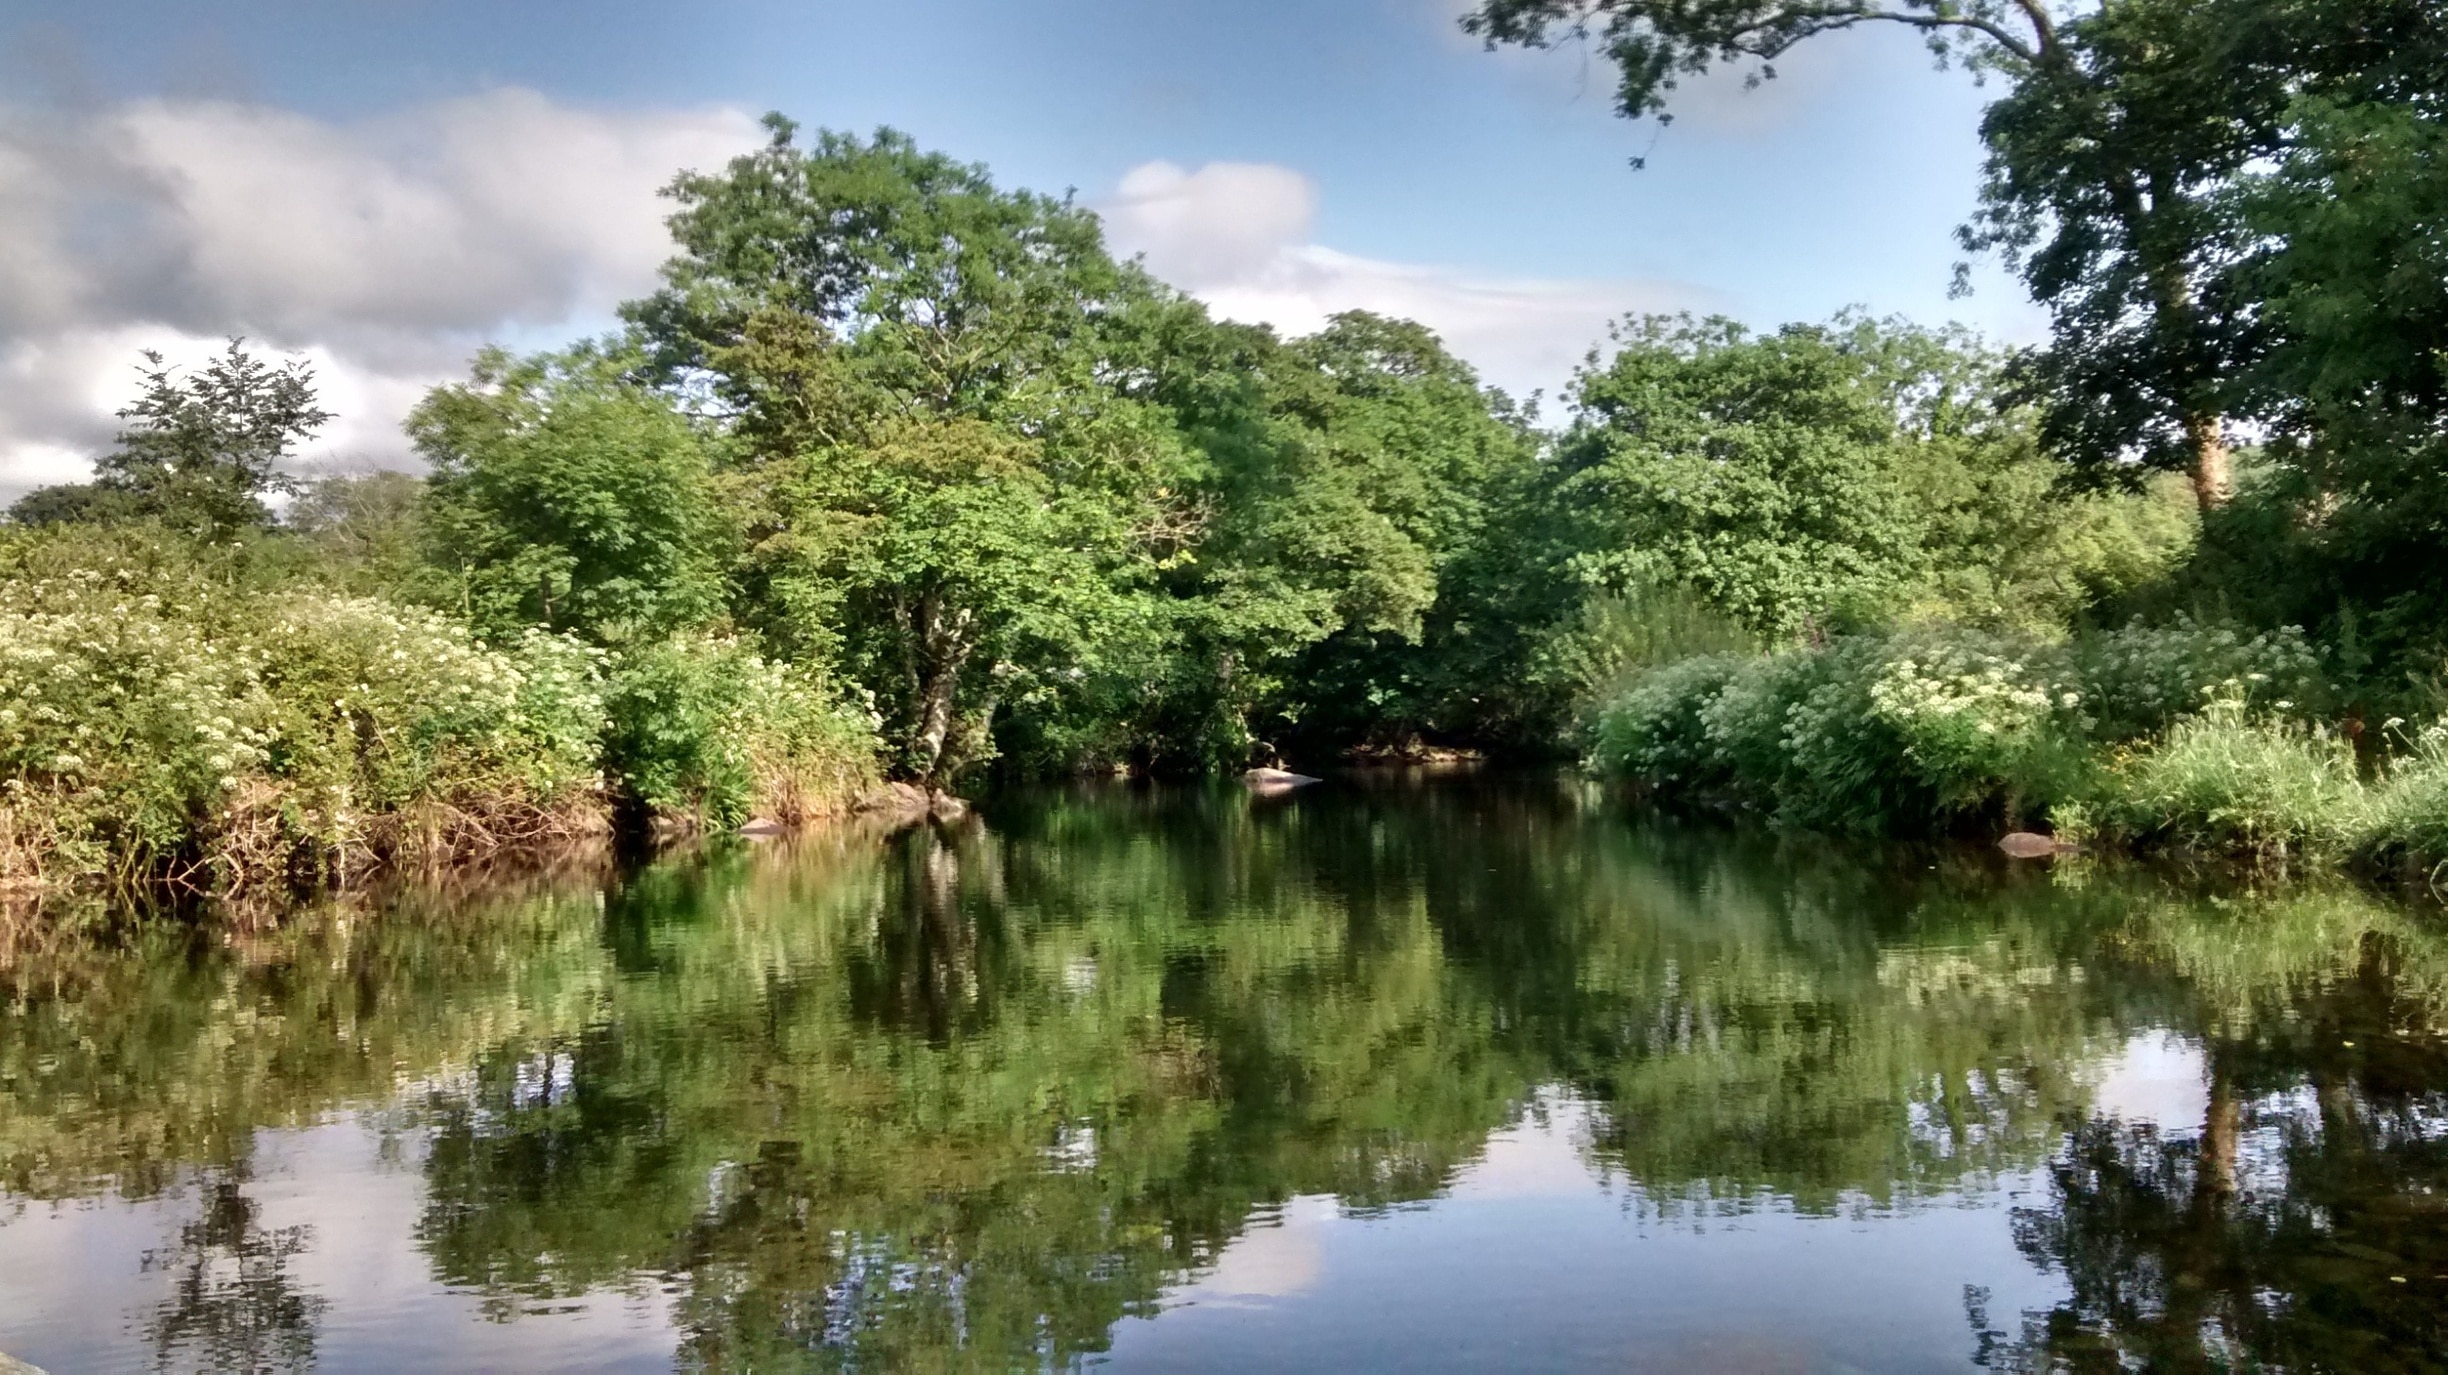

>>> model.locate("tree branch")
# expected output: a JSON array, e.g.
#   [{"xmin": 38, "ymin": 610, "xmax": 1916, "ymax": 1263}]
[{"xmin": 1730, "ymin": 6, "xmax": 2042, "ymax": 65}]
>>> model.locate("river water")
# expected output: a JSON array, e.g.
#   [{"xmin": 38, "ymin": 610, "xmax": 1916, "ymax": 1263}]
[{"xmin": 2, "ymin": 774, "xmax": 2443, "ymax": 1372}]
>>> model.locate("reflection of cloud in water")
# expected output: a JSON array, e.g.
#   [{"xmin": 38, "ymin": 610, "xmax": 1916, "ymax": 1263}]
[
  {"xmin": 1172, "ymin": 1093, "xmax": 1608, "ymax": 1313},
  {"xmin": 2087, "ymin": 1030, "xmax": 2211, "ymax": 1135},
  {"xmin": 1168, "ymin": 1196, "xmax": 1333, "ymax": 1308},
  {"xmin": 1449, "ymin": 1090, "xmax": 1606, "ymax": 1202}
]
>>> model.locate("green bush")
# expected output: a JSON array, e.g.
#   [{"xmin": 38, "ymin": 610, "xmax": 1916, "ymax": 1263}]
[
  {"xmin": 1585, "ymin": 619, "xmax": 2348, "ymax": 845},
  {"xmin": 2366, "ymin": 722, "xmax": 2448, "ymax": 873},
  {"xmin": 0, "ymin": 526, "xmax": 609, "ymax": 887},
  {"xmin": 1586, "ymin": 654, "xmax": 1747, "ymax": 794},
  {"xmin": 0, "ymin": 526, "xmax": 885, "ymax": 891},
  {"xmin": 2070, "ymin": 617, "xmax": 2327, "ymax": 742},
  {"xmin": 600, "ymin": 637, "xmax": 878, "ymax": 831},
  {"xmin": 1592, "ymin": 628, "xmax": 2099, "ymax": 833}
]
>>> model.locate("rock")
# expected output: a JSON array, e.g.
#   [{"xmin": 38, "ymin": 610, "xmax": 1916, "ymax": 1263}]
[
  {"xmin": 928, "ymin": 791, "xmax": 970, "ymax": 823},
  {"xmin": 0, "ymin": 1350, "xmax": 50, "ymax": 1375},
  {"xmin": 1998, "ymin": 831, "xmax": 2068, "ymax": 859},
  {"xmin": 738, "ymin": 818, "xmax": 787, "ymax": 838},
  {"xmin": 1243, "ymin": 763, "xmax": 1321, "ymax": 787},
  {"xmin": 855, "ymin": 782, "xmax": 932, "ymax": 817}
]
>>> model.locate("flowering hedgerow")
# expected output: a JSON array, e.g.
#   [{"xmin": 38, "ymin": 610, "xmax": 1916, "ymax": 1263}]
[
  {"xmin": 0, "ymin": 526, "xmax": 878, "ymax": 891},
  {"xmin": 0, "ymin": 535, "xmax": 612, "ymax": 887}
]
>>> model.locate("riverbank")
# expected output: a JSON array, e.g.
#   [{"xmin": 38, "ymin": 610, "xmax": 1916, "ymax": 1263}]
[
  {"xmin": 0, "ymin": 526, "xmax": 881, "ymax": 897},
  {"xmin": 1586, "ymin": 620, "xmax": 2448, "ymax": 874}
]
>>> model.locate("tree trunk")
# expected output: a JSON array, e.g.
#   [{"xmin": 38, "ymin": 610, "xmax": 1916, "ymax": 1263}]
[
  {"xmin": 2187, "ymin": 409, "xmax": 2232, "ymax": 513},
  {"xmin": 909, "ymin": 598, "xmax": 975, "ymax": 784}
]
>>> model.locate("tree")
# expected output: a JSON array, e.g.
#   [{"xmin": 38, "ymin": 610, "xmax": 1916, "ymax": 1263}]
[
  {"xmin": 5, "ymin": 482, "xmax": 140, "ymax": 528},
  {"xmin": 625, "ymin": 121, "xmax": 1197, "ymax": 782},
  {"xmin": 1548, "ymin": 313, "xmax": 2056, "ymax": 636},
  {"xmin": 92, "ymin": 338, "xmax": 333, "ymax": 535},
  {"xmin": 1459, "ymin": 0, "xmax": 2292, "ymax": 512},
  {"xmin": 1222, "ymin": 312, "xmax": 1542, "ymax": 755},
  {"xmin": 411, "ymin": 345, "xmax": 727, "ymax": 648},
  {"xmin": 760, "ymin": 416, "xmax": 1155, "ymax": 781},
  {"xmin": 627, "ymin": 118, "xmax": 1151, "ymax": 423}
]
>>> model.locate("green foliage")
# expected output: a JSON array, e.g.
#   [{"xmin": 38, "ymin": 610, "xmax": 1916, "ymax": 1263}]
[
  {"xmin": 599, "ymin": 636, "xmax": 877, "ymax": 829},
  {"xmin": 1545, "ymin": 314, "xmax": 2183, "ymax": 642},
  {"xmin": 6, "ymin": 483, "xmax": 143, "ymax": 529},
  {"xmin": 2368, "ymin": 722, "xmax": 2448, "ymax": 872},
  {"xmin": 629, "ymin": 119, "xmax": 1144, "ymax": 419},
  {"xmin": 1588, "ymin": 619, "xmax": 2345, "ymax": 840},
  {"xmin": 413, "ymin": 345, "xmax": 727, "ymax": 648},
  {"xmin": 2068, "ymin": 615, "xmax": 2328, "ymax": 742},
  {"xmin": 2098, "ymin": 694, "xmax": 2370, "ymax": 859},
  {"xmin": 92, "ymin": 339, "xmax": 333, "ymax": 537},
  {"xmin": 629, "ymin": 122, "xmax": 1203, "ymax": 781},
  {"xmin": 0, "ymin": 525, "xmax": 607, "ymax": 887}
]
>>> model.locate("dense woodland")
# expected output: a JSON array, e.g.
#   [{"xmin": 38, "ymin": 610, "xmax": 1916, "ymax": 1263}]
[{"xmin": 3, "ymin": 0, "xmax": 2446, "ymax": 890}]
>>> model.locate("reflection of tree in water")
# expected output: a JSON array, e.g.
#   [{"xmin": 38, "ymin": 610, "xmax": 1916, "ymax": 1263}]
[
  {"xmin": 142, "ymin": 1170, "xmax": 327, "ymax": 1374},
  {"xmin": 1974, "ymin": 924, "xmax": 2448, "ymax": 1372},
  {"xmin": 18, "ymin": 781, "xmax": 2448, "ymax": 1370}
]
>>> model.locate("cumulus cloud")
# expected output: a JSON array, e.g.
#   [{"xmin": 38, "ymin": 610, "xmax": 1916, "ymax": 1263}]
[
  {"xmin": 0, "ymin": 89, "xmax": 759, "ymax": 496},
  {"xmin": 1100, "ymin": 160, "xmax": 1320, "ymax": 288},
  {"xmin": 1099, "ymin": 158, "xmax": 1714, "ymax": 405}
]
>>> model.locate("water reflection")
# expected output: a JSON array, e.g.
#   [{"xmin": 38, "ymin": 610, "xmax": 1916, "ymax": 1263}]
[{"xmin": 0, "ymin": 775, "xmax": 2443, "ymax": 1371}]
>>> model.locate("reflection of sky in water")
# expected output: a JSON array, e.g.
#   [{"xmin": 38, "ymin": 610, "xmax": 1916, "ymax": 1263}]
[
  {"xmin": 3, "ymin": 1097, "xmax": 2081, "ymax": 1374},
  {"xmin": 1107, "ymin": 1091, "xmax": 2066, "ymax": 1373},
  {"xmin": 2088, "ymin": 1031, "xmax": 2210, "ymax": 1133},
  {"xmin": 0, "ymin": 1123, "xmax": 681, "ymax": 1374}
]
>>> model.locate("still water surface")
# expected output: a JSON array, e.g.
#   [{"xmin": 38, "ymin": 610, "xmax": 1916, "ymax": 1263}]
[{"xmin": 2, "ymin": 775, "xmax": 2444, "ymax": 1372}]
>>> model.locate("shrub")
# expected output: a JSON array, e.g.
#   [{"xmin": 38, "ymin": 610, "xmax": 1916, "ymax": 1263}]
[
  {"xmin": 0, "ymin": 528, "xmax": 612, "ymax": 888},
  {"xmin": 2366, "ymin": 722, "xmax": 2448, "ymax": 874},
  {"xmin": 1586, "ymin": 654, "xmax": 1747, "ymax": 793},
  {"xmin": 2070, "ymin": 617, "xmax": 2327, "ymax": 742},
  {"xmin": 1585, "ymin": 620, "xmax": 2338, "ymax": 841},
  {"xmin": 600, "ymin": 637, "xmax": 878, "ymax": 831}
]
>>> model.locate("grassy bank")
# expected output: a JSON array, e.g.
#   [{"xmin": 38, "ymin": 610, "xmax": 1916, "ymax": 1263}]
[
  {"xmin": 0, "ymin": 526, "xmax": 879, "ymax": 895},
  {"xmin": 1586, "ymin": 619, "xmax": 2448, "ymax": 872}
]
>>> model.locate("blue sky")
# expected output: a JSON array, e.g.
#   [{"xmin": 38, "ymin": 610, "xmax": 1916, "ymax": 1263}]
[{"xmin": 0, "ymin": 0, "xmax": 2038, "ymax": 486}]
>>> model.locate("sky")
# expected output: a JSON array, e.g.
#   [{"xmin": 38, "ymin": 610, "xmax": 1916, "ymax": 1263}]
[{"xmin": 0, "ymin": 0, "xmax": 2045, "ymax": 496}]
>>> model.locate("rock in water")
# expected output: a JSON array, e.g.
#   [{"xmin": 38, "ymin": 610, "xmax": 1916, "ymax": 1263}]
[
  {"xmin": 1998, "ymin": 831, "xmax": 2063, "ymax": 859},
  {"xmin": 1243, "ymin": 767, "xmax": 1321, "ymax": 790}
]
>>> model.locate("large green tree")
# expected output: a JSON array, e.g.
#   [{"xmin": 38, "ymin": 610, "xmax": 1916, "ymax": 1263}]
[
  {"xmin": 1543, "ymin": 313, "xmax": 2137, "ymax": 638},
  {"xmin": 626, "ymin": 122, "xmax": 1193, "ymax": 782}
]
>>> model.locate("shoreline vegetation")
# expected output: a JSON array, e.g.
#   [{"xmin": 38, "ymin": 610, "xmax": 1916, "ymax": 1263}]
[{"xmin": 9, "ymin": 41, "xmax": 2448, "ymax": 901}]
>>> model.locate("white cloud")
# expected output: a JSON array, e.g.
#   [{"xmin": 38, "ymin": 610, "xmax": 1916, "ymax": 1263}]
[
  {"xmin": 1102, "ymin": 160, "xmax": 1319, "ymax": 288},
  {"xmin": 0, "ymin": 89, "xmax": 760, "ymax": 496},
  {"xmin": 1100, "ymin": 158, "xmax": 1715, "ymax": 404}
]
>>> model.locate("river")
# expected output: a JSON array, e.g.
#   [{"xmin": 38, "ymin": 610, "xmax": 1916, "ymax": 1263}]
[{"xmin": 2, "ymin": 773, "xmax": 2442, "ymax": 1372}]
